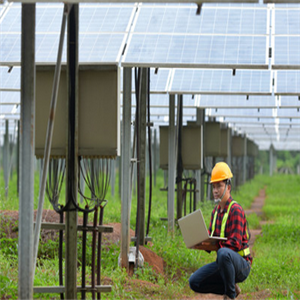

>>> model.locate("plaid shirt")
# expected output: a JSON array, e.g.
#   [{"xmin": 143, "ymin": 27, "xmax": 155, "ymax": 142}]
[{"xmin": 208, "ymin": 197, "xmax": 253, "ymax": 264}]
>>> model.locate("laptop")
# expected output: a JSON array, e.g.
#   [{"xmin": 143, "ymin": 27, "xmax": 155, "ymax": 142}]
[{"xmin": 178, "ymin": 209, "xmax": 227, "ymax": 248}]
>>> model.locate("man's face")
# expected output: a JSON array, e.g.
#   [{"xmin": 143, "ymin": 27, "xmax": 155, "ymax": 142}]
[{"xmin": 212, "ymin": 181, "xmax": 227, "ymax": 200}]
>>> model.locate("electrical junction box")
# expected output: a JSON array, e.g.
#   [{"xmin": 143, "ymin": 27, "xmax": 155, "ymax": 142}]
[{"xmin": 35, "ymin": 64, "xmax": 120, "ymax": 158}]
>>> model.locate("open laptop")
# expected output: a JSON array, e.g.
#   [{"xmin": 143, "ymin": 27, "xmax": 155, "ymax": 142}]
[{"xmin": 178, "ymin": 209, "xmax": 227, "ymax": 248}]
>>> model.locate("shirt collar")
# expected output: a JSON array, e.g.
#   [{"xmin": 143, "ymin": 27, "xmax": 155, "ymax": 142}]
[{"xmin": 217, "ymin": 196, "xmax": 233, "ymax": 213}]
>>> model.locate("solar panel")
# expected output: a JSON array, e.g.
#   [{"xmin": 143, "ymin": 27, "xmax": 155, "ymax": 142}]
[
  {"xmin": 208, "ymin": 107, "xmax": 275, "ymax": 118},
  {"xmin": 0, "ymin": 92, "xmax": 20, "ymax": 104},
  {"xmin": 276, "ymin": 71, "xmax": 300, "ymax": 94},
  {"xmin": 123, "ymin": 34, "xmax": 268, "ymax": 68},
  {"xmin": 120, "ymin": 68, "xmax": 171, "ymax": 93},
  {"xmin": 0, "ymin": 33, "xmax": 126, "ymax": 63},
  {"xmin": 279, "ymin": 96, "xmax": 300, "ymax": 107},
  {"xmin": 80, "ymin": 5, "xmax": 134, "ymax": 32},
  {"xmin": 273, "ymin": 37, "xmax": 300, "ymax": 69},
  {"xmin": 170, "ymin": 69, "xmax": 271, "ymax": 94},
  {"xmin": 277, "ymin": 107, "xmax": 300, "ymax": 118},
  {"xmin": 274, "ymin": 8, "xmax": 300, "ymax": 35},
  {"xmin": 134, "ymin": 6, "xmax": 267, "ymax": 35},
  {"xmin": 0, "ymin": 6, "xmax": 21, "ymax": 31},
  {"xmin": 0, "ymin": 66, "xmax": 20, "ymax": 89},
  {"xmin": 195, "ymin": 95, "xmax": 276, "ymax": 107}
]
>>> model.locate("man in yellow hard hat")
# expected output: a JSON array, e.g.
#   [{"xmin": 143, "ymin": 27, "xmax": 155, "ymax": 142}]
[{"xmin": 189, "ymin": 162, "xmax": 252, "ymax": 300}]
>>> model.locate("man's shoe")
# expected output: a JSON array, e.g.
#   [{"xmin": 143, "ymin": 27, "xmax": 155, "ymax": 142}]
[{"xmin": 235, "ymin": 284, "xmax": 241, "ymax": 298}]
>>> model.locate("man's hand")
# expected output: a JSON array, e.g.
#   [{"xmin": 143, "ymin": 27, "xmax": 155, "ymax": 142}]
[{"xmin": 192, "ymin": 242, "xmax": 220, "ymax": 252}]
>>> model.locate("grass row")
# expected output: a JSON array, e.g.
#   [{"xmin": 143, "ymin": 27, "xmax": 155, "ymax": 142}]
[{"xmin": 0, "ymin": 170, "xmax": 299, "ymax": 299}]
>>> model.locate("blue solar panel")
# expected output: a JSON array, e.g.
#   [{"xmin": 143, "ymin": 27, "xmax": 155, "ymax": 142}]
[
  {"xmin": 0, "ymin": 6, "xmax": 21, "ymax": 31},
  {"xmin": 0, "ymin": 92, "xmax": 20, "ymax": 104},
  {"xmin": 170, "ymin": 69, "xmax": 271, "ymax": 94},
  {"xmin": 196, "ymin": 95, "xmax": 276, "ymax": 107},
  {"xmin": 275, "ymin": 9, "xmax": 300, "ymax": 35},
  {"xmin": 274, "ymin": 37, "xmax": 300, "ymax": 67},
  {"xmin": 277, "ymin": 107, "xmax": 300, "ymax": 118},
  {"xmin": 0, "ymin": 66, "xmax": 20, "ymax": 88},
  {"xmin": 0, "ymin": 34, "xmax": 21, "ymax": 62},
  {"xmin": 80, "ymin": 6, "xmax": 134, "ymax": 32},
  {"xmin": 209, "ymin": 108, "xmax": 274, "ymax": 117},
  {"xmin": 123, "ymin": 34, "xmax": 267, "ymax": 67},
  {"xmin": 279, "ymin": 96, "xmax": 300, "ymax": 107},
  {"xmin": 121, "ymin": 68, "xmax": 171, "ymax": 92},
  {"xmin": 0, "ymin": 3, "xmax": 130, "ymax": 64},
  {"xmin": 276, "ymin": 71, "xmax": 300, "ymax": 94},
  {"xmin": 0, "ymin": 33, "xmax": 125, "ymax": 63},
  {"xmin": 134, "ymin": 7, "xmax": 267, "ymax": 35}
]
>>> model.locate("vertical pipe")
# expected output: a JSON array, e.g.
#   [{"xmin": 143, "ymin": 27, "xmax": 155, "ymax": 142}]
[
  {"xmin": 4, "ymin": 120, "xmax": 9, "ymax": 197},
  {"xmin": 138, "ymin": 68, "xmax": 147, "ymax": 246},
  {"xmin": 120, "ymin": 67, "xmax": 132, "ymax": 269},
  {"xmin": 168, "ymin": 95, "xmax": 175, "ymax": 231},
  {"xmin": 59, "ymin": 211, "xmax": 64, "ymax": 300},
  {"xmin": 243, "ymin": 136, "xmax": 247, "ymax": 184},
  {"xmin": 195, "ymin": 108, "xmax": 204, "ymax": 203},
  {"xmin": 110, "ymin": 159, "xmax": 115, "ymax": 197},
  {"xmin": 91, "ymin": 207, "xmax": 98, "ymax": 300},
  {"xmin": 227, "ymin": 128, "xmax": 232, "ymax": 168},
  {"xmin": 81, "ymin": 210, "xmax": 88, "ymax": 300},
  {"xmin": 118, "ymin": 155, "xmax": 122, "ymax": 198},
  {"xmin": 19, "ymin": 4, "xmax": 35, "ymax": 299},
  {"xmin": 65, "ymin": 5, "xmax": 79, "ymax": 299},
  {"xmin": 153, "ymin": 128, "xmax": 157, "ymax": 187},
  {"xmin": 269, "ymin": 144, "xmax": 273, "ymax": 176},
  {"xmin": 97, "ymin": 206, "xmax": 105, "ymax": 300},
  {"xmin": 176, "ymin": 95, "xmax": 183, "ymax": 219},
  {"xmin": 17, "ymin": 120, "xmax": 20, "ymax": 195}
]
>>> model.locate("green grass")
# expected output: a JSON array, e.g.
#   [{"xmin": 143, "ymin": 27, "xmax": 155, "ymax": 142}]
[
  {"xmin": 239, "ymin": 175, "xmax": 300, "ymax": 299},
  {"xmin": 1, "ymin": 170, "xmax": 300, "ymax": 299}
]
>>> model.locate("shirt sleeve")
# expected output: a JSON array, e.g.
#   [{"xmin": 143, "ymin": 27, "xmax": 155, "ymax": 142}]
[{"xmin": 221, "ymin": 204, "xmax": 245, "ymax": 251}]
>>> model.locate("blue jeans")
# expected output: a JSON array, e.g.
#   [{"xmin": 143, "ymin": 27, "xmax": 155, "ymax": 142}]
[{"xmin": 189, "ymin": 248, "xmax": 251, "ymax": 299}]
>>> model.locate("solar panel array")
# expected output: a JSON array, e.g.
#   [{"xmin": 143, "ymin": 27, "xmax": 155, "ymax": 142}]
[{"xmin": 0, "ymin": 2, "xmax": 300, "ymax": 150}]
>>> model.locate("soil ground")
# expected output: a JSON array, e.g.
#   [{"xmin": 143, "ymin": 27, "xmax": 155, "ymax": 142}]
[{"xmin": 0, "ymin": 189, "xmax": 268, "ymax": 299}]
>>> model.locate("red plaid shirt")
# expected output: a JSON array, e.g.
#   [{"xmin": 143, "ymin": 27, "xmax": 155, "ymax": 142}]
[{"xmin": 208, "ymin": 197, "xmax": 253, "ymax": 264}]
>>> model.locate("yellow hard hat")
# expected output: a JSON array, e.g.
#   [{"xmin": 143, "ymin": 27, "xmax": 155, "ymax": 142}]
[{"xmin": 210, "ymin": 162, "xmax": 233, "ymax": 183}]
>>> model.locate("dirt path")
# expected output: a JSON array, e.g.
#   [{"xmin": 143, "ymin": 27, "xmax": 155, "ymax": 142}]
[{"xmin": 187, "ymin": 188, "xmax": 267, "ymax": 300}]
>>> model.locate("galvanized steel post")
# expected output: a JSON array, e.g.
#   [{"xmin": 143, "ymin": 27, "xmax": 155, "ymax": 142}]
[
  {"xmin": 137, "ymin": 68, "xmax": 147, "ymax": 245},
  {"xmin": 120, "ymin": 67, "xmax": 132, "ymax": 269},
  {"xmin": 4, "ymin": 120, "xmax": 9, "ymax": 197},
  {"xmin": 168, "ymin": 95, "xmax": 175, "ymax": 231},
  {"xmin": 19, "ymin": 4, "xmax": 35, "ymax": 299}
]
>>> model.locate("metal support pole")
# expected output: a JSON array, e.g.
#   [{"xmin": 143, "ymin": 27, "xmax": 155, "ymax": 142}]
[
  {"xmin": 227, "ymin": 128, "xmax": 232, "ymax": 168},
  {"xmin": 137, "ymin": 68, "xmax": 147, "ymax": 245},
  {"xmin": 33, "ymin": 4, "xmax": 69, "ymax": 275},
  {"xmin": 269, "ymin": 144, "xmax": 273, "ymax": 176},
  {"xmin": 168, "ymin": 95, "xmax": 175, "ymax": 231},
  {"xmin": 176, "ymin": 94, "xmax": 183, "ymax": 220},
  {"xmin": 153, "ymin": 128, "xmax": 157, "ymax": 187},
  {"xmin": 243, "ymin": 135, "xmax": 247, "ymax": 184},
  {"xmin": 65, "ymin": 5, "xmax": 78, "ymax": 299},
  {"xmin": 195, "ymin": 108, "xmax": 204, "ymax": 203},
  {"xmin": 4, "ymin": 120, "xmax": 9, "ymax": 197},
  {"xmin": 19, "ymin": 4, "xmax": 35, "ymax": 299},
  {"xmin": 120, "ymin": 67, "xmax": 132, "ymax": 269},
  {"xmin": 110, "ymin": 159, "xmax": 115, "ymax": 197},
  {"xmin": 17, "ymin": 120, "xmax": 20, "ymax": 195}
]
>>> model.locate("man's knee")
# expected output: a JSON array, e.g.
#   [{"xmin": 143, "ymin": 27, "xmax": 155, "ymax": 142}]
[
  {"xmin": 217, "ymin": 247, "xmax": 232, "ymax": 264},
  {"xmin": 188, "ymin": 274, "xmax": 198, "ymax": 292}
]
